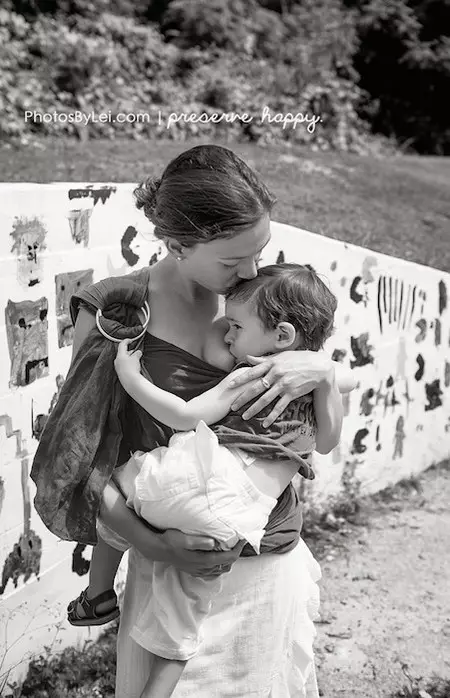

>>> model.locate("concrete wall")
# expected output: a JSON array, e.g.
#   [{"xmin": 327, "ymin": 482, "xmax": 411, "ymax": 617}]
[{"xmin": 0, "ymin": 183, "xmax": 449, "ymax": 687}]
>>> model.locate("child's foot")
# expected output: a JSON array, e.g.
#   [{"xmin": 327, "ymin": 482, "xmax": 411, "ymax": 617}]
[{"xmin": 67, "ymin": 587, "xmax": 120, "ymax": 626}]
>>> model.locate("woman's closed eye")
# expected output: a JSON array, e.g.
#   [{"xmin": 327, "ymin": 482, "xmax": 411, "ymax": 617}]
[{"xmin": 221, "ymin": 254, "xmax": 262, "ymax": 269}]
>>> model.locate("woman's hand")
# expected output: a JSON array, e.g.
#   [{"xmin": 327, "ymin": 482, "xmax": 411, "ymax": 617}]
[
  {"xmin": 160, "ymin": 529, "xmax": 246, "ymax": 578},
  {"xmin": 228, "ymin": 350, "xmax": 334, "ymax": 427},
  {"xmin": 114, "ymin": 338, "xmax": 142, "ymax": 381}
]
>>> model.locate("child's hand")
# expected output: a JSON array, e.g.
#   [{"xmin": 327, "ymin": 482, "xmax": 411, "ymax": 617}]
[{"xmin": 114, "ymin": 338, "xmax": 142, "ymax": 380}]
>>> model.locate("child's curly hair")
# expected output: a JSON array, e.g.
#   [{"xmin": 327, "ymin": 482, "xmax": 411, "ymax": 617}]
[{"xmin": 226, "ymin": 263, "xmax": 337, "ymax": 351}]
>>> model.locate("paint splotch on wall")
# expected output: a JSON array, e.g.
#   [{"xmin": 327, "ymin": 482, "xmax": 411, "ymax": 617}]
[
  {"xmin": 351, "ymin": 428, "xmax": 369, "ymax": 454},
  {"xmin": 375, "ymin": 425, "xmax": 381, "ymax": 451},
  {"xmin": 361, "ymin": 256, "xmax": 377, "ymax": 283},
  {"xmin": 438, "ymin": 280, "xmax": 447, "ymax": 315},
  {"xmin": 121, "ymin": 226, "xmax": 140, "ymax": 266},
  {"xmin": 55, "ymin": 270, "xmax": 93, "ymax": 348},
  {"xmin": 67, "ymin": 209, "xmax": 92, "ymax": 247},
  {"xmin": 331, "ymin": 348, "xmax": 347, "ymax": 363},
  {"xmin": 415, "ymin": 354, "xmax": 425, "ymax": 381},
  {"xmin": 276, "ymin": 250, "xmax": 285, "ymax": 264},
  {"xmin": 424, "ymin": 379, "xmax": 443, "ymax": 411},
  {"xmin": 68, "ymin": 185, "xmax": 117, "ymax": 206},
  {"xmin": 0, "ymin": 529, "xmax": 42, "ymax": 595},
  {"xmin": 415, "ymin": 319, "xmax": 427, "ymax": 342},
  {"xmin": 350, "ymin": 333, "xmax": 374, "ymax": 368},
  {"xmin": 378, "ymin": 277, "xmax": 426, "ymax": 333},
  {"xmin": 433, "ymin": 318, "xmax": 442, "ymax": 346},
  {"xmin": 360, "ymin": 388, "xmax": 375, "ymax": 416},
  {"xmin": 0, "ymin": 420, "xmax": 42, "ymax": 596},
  {"xmin": 5, "ymin": 298, "xmax": 49, "ymax": 387},
  {"xmin": 445, "ymin": 361, "xmax": 450, "ymax": 388},
  {"xmin": 9, "ymin": 216, "xmax": 48, "ymax": 287},
  {"xmin": 350, "ymin": 276, "xmax": 364, "ymax": 304},
  {"xmin": 393, "ymin": 416, "xmax": 405, "ymax": 459}
]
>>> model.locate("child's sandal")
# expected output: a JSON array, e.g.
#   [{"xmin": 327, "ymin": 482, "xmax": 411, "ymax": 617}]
[{"xmin": 67, "ymin": 588, "xmax": 120, "ymax": 626}]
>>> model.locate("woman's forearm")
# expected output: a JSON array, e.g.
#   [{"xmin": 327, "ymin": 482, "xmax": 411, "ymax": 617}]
[
  {"xmin": 99, "ymin": 480, "xmax": 169, "ymax": 561},
  {"xmin": 313, "ymin": 368, "xmax": 344, "ymax": 454}
]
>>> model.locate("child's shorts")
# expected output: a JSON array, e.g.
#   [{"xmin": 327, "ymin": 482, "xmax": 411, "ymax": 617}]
[{"xmin": 97, "ymin": 420, "xmax": 277, "ymax": 555}]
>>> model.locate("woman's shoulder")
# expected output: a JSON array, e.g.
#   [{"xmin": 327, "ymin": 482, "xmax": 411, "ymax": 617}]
[{"xmin": 70, "ymin": 266, "xmax": 151, "ymax": 325}]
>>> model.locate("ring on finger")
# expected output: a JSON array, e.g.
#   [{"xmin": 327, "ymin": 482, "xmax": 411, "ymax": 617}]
[{"xmin": 261, "ymin": 376, "xmax": 271, "ymax": 390}]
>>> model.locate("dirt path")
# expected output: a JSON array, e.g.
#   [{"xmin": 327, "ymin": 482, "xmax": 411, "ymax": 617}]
[{"xmin": 303, "ymin": 463, "xmax": 450, "ymax": 698}]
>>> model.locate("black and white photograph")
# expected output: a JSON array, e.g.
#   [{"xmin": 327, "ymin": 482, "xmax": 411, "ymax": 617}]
[{"xmin": 0, "ymin": 1, "xmax": 449, "ymax": 696}]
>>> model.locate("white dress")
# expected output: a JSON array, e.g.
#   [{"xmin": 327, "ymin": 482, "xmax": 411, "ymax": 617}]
[{"xmin": 116, "ymin": 537, "xmax": 321, "ymax": 697}]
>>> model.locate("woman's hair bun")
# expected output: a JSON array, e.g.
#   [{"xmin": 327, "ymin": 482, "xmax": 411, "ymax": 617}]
[{"xmin": 133, "ymin": 176, "xmax": 162, "ymax": 221}]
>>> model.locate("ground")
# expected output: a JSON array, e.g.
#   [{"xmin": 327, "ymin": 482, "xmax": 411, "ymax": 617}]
[
  {"xmin": 9, "ymin": 463, "xmax": 449, "ymax": 697},
  {"xmin": 304, "ymin": 462, "xmax": 450, "ymax": 698}
]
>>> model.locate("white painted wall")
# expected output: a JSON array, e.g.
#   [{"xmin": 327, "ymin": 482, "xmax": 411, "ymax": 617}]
[{"xmin": 0, "ymin": 183, "xmax": 449, "ymax": 688}]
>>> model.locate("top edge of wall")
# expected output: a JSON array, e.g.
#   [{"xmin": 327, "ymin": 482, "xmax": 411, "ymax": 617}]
[{"xmin": 0, "ymin": 182, "xmax": 449, "ymax": 279}]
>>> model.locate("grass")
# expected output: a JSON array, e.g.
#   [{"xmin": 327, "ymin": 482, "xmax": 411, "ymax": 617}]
[{"xmin": 1, "ymin": 137, "xmax": 449, "ymax": 273}]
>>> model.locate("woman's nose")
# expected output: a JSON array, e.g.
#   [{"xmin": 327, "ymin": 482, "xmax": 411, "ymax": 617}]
[{"xmin": 237, "ymin": 259, "xmax": 258, "ymax": 280}]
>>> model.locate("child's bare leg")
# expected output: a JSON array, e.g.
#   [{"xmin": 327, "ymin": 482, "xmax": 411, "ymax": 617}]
[
  {"xmin": 75, "ymin": 537, "xmax": 123, "ymax": 617},
  {"xmin": 141, "ymin": 654, "xmax": 187, "ymax": 698},
  {"xmin": 244, "ymin": 456, "xmax": 299, "ymax": 499}
]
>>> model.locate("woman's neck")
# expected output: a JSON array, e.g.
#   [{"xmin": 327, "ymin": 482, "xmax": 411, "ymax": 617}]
[{"xmin": 156, "ymin": 255, "xmax": 214, "ymax": 304}]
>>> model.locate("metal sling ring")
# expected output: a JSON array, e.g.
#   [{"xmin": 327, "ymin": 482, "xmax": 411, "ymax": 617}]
[{"xmin": 95, "ymin": 300, "xmax": 150, "ymax": 343}]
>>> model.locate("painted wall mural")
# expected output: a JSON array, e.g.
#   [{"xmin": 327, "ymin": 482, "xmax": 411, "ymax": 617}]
[
  {"xmin": 55, "ymin": 270, "xmax": 94, "ymax": 347},
  {"xmin": 0, "ymin": 184, "xmax": 449, "ymax": 687},
  {"xmin": 5, "ymin": 298, "xmax": 49, "ymax": 387},
  {"xmin": 0, "ymin": 416, "xmax": 42, "ymax": 596},
  {"xmin": 10, "ymin": 216, "xmax": 48, "ymax": 287},
  {"xmin": 67, "ymin": 208, "xmax": 92, "ymax": 247}
]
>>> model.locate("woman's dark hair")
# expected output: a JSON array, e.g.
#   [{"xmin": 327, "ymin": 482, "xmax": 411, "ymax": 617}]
[
  {"xmin": 226, "ymin": 263, "xmax": 337, "ymax": 351},
  {"xmin": 134, "ymin": 145, "xmax": 276, "ymax": 246}
]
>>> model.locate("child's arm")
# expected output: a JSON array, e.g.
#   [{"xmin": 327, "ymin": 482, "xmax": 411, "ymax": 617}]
[
  {"xmin": 313, "ymin": 365, "xmax": 344, "ymax": 454},
  {"xmin": 115, "ymin": 339, "xmax": 259, "ymax": 431}
]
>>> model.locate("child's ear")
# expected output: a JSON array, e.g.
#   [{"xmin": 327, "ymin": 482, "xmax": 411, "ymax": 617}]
[{"xmin": 275, "ymin": 322, "xmax": 297, "ymax": 349}]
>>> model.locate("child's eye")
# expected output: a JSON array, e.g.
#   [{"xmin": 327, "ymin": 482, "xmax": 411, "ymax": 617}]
[{"xmin": 222, "ymin": 262, "xmax": 238, "ymax": 269}]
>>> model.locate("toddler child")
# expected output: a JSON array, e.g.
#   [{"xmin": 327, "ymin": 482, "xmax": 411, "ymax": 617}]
[{"xmin": 68, "ymin": 263, "xmax": 345, "ymax": 698}]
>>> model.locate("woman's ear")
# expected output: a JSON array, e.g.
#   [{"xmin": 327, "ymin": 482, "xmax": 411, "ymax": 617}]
[
  {"xmin": 275, "ymin": 322, "xmax": 298, "ymax": 349},
  {"xmin": 165, "ymin": 238, "xmax": 185, "ymax": 260}
]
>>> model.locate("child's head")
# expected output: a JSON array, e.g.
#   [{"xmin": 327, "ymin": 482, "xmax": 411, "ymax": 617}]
[{"xmin": 224, "ymin": 263, "xmax": 337, "ymax": 361}]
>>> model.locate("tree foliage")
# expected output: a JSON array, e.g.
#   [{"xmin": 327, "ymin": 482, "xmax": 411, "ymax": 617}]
[{"xmin": 0, "ymin": 0, "xmax": 448, "ymax": 153}]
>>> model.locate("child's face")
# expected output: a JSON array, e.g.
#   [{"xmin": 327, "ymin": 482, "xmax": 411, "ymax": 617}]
[{"xmin": 224, "ymin": 299, "xmax": 278, "ymax": 361}]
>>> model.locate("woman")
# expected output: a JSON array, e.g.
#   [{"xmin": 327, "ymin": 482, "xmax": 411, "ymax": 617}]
[{"xmin": 72, "ymin": 145, "xmax": 346, "ymax": 697}]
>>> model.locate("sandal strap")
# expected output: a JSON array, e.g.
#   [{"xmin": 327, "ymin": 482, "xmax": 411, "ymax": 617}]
[{"xmin": 78, "ymin": 588, "xmax": 117, "ymax": 619}]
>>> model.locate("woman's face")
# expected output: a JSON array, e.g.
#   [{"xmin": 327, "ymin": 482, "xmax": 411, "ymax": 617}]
[{"xmin": 180, "ymin": 214, "xmax": 271, "ymax": 294}]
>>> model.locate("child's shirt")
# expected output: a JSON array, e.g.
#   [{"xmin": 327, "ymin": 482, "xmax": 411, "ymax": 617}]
[{"xmin": 211, "ymin": 363, "xmax": 316, "ymax": 481}]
